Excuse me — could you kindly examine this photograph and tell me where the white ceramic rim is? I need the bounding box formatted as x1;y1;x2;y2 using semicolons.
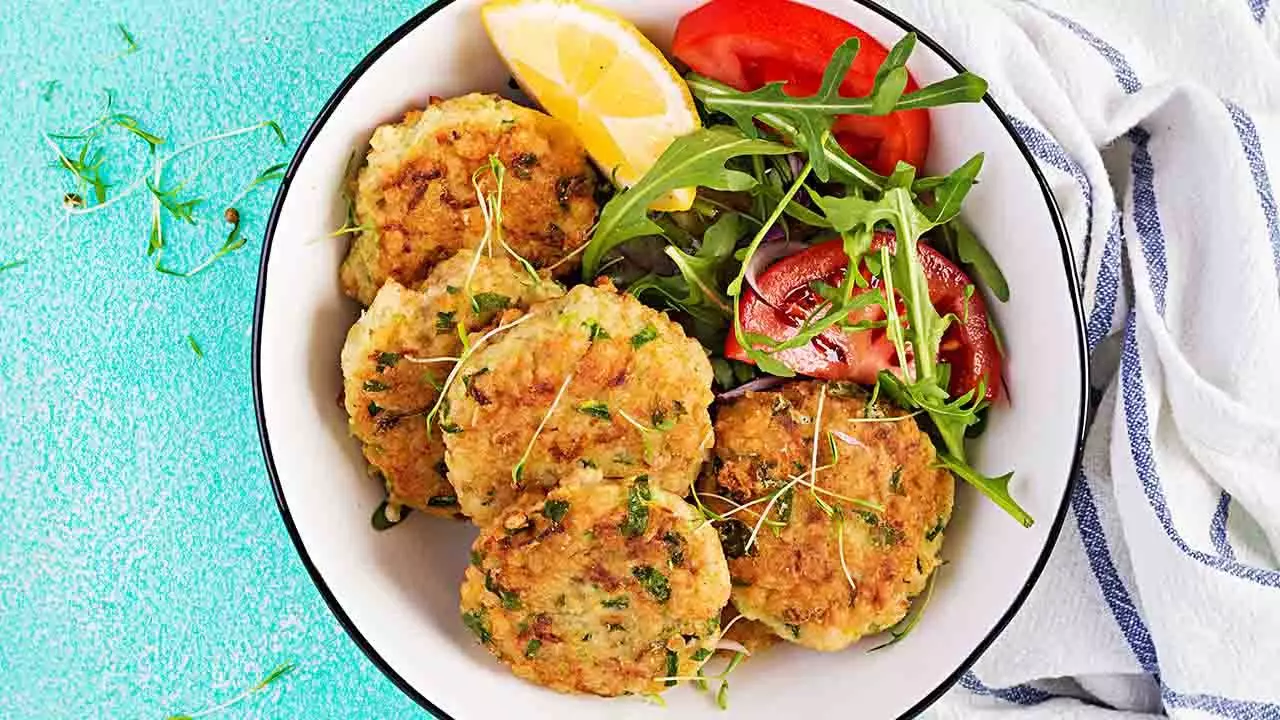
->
251;1;1089;717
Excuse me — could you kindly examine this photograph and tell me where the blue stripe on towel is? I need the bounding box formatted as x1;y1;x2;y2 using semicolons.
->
1250;0;1271;24
1087;211;1124;353
1025;2;1142;93
1004;117;1156;669
1223;100;1280;282
1120;311;1280;588
1072;471;1161;674
960;671;1056;705
1007;115;1095;275
1127;128;1170;316
1210;492;1236;561
1164;686;1280;719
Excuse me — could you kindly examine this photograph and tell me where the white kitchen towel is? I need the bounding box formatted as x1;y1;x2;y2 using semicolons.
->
865;1;1280;718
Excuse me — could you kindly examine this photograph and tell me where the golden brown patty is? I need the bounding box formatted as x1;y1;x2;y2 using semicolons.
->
340;250;563;515
704;381;953;651
442;282;715;526
340;93;598;305
460;471;731;696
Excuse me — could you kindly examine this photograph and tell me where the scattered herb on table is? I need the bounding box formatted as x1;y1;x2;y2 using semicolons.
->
164;661;297;720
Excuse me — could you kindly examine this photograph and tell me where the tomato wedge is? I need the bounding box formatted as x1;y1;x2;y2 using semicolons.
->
726;234;1001;400
672;0;931;174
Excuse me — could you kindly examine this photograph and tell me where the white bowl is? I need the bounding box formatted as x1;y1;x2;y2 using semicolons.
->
253;0;1088;717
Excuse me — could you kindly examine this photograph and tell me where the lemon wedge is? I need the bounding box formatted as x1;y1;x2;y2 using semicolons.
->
481;0;700;211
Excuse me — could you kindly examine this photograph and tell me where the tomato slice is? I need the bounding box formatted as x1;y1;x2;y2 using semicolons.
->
672;0;931;175
726;234;1001;400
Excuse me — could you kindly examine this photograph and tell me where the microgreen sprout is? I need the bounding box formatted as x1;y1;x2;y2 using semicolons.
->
423;313;532;437
114;23;140;59
512;371;575;486
38;80;60;102
805;385;829;507
154;204;246;278
742;475;800;554
487;155;540;283
868;566;940;652
400;354;461;365
42;98;286;277
834;508;858;600
693;490;778;531
653;616;749;709
615;408;669;464
164;661;297;720
841;411;921;424
224;161;287;211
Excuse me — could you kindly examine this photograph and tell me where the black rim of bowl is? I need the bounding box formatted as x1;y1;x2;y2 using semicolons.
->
252;1;1089;717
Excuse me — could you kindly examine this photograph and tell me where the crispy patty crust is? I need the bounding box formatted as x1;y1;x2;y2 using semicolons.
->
460;471;731;696
340;250;563;515
705;381;953;651
443;282;715;525
340;93;598;305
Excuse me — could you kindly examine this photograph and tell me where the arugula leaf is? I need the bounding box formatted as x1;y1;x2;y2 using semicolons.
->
935;218;1010;302
687;34;987;182
582;127;791;276
921;154;983;224
814;155;983;388
690;76;884;191
871;35;914;115
629;211;741;325
936;453;1033;528
807;158;1026;526
699;39;869;181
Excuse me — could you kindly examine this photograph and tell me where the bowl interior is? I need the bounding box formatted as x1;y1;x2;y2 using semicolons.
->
255;1;1084;717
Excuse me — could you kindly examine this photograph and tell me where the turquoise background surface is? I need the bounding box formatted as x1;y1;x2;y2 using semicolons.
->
0;1;436;717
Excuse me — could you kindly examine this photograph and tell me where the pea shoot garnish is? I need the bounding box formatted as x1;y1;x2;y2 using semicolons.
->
164;661;297;720
868;566;940;652
114;23;140;59
511;370;575;486
38;80;59;102
40;85;287;278
423;313;533;439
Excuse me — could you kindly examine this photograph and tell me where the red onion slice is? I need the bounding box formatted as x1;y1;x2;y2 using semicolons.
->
715;376;787;401
743;230;808;309
828;429;866;450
